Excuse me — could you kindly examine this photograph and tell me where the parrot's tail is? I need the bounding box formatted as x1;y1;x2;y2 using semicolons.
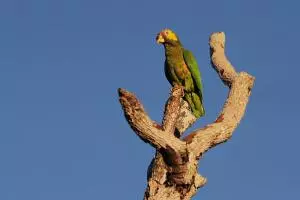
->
184;92;205;118
192;92;205;118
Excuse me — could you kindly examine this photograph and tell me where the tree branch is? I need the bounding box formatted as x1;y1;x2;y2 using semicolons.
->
175;101;197;136
184;32;255;158
209;32;237;86
118;88;187;165
162;85;184;135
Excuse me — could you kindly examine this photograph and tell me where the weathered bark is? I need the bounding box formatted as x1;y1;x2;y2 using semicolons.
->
118;32;255;200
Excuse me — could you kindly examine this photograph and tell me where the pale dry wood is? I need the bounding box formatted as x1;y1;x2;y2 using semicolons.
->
184;33;255;158
118;32;255;200
162;86;184;135
175;100;197;136
119;87;186;165
209;32;237;86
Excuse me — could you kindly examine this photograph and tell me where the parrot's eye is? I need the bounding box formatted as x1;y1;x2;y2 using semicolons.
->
165;31;169;35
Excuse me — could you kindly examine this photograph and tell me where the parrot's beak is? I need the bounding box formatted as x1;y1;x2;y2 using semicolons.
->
156;33;165;44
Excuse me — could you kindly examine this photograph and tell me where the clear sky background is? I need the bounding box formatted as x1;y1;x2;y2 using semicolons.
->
0;0;299;199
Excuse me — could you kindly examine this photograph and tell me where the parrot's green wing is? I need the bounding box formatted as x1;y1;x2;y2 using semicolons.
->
183;49;204;102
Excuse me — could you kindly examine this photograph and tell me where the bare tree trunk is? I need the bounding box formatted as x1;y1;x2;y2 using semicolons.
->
118;32;255;200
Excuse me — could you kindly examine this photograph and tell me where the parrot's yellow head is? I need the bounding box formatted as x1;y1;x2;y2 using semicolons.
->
156;29;179;44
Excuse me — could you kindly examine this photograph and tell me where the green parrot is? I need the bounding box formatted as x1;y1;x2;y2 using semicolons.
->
156;29;205;118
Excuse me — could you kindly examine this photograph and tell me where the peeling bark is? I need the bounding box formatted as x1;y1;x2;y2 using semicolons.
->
118;32;255;200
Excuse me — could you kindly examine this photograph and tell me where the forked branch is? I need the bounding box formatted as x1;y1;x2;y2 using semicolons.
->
118;32;255;200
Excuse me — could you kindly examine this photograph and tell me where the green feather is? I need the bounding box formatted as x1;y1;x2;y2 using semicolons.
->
183;49;204;103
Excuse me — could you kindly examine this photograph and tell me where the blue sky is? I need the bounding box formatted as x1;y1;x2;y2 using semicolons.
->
0;0;299;199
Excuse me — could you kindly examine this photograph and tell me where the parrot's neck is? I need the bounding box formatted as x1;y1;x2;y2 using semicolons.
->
164;43;183;61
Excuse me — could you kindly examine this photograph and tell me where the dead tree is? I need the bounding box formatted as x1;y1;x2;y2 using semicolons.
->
118;32;255;200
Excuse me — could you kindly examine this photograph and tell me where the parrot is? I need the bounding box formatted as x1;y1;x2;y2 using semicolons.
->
156;29;205;118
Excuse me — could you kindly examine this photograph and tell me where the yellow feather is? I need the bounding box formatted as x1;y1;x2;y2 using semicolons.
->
163;29;178;41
